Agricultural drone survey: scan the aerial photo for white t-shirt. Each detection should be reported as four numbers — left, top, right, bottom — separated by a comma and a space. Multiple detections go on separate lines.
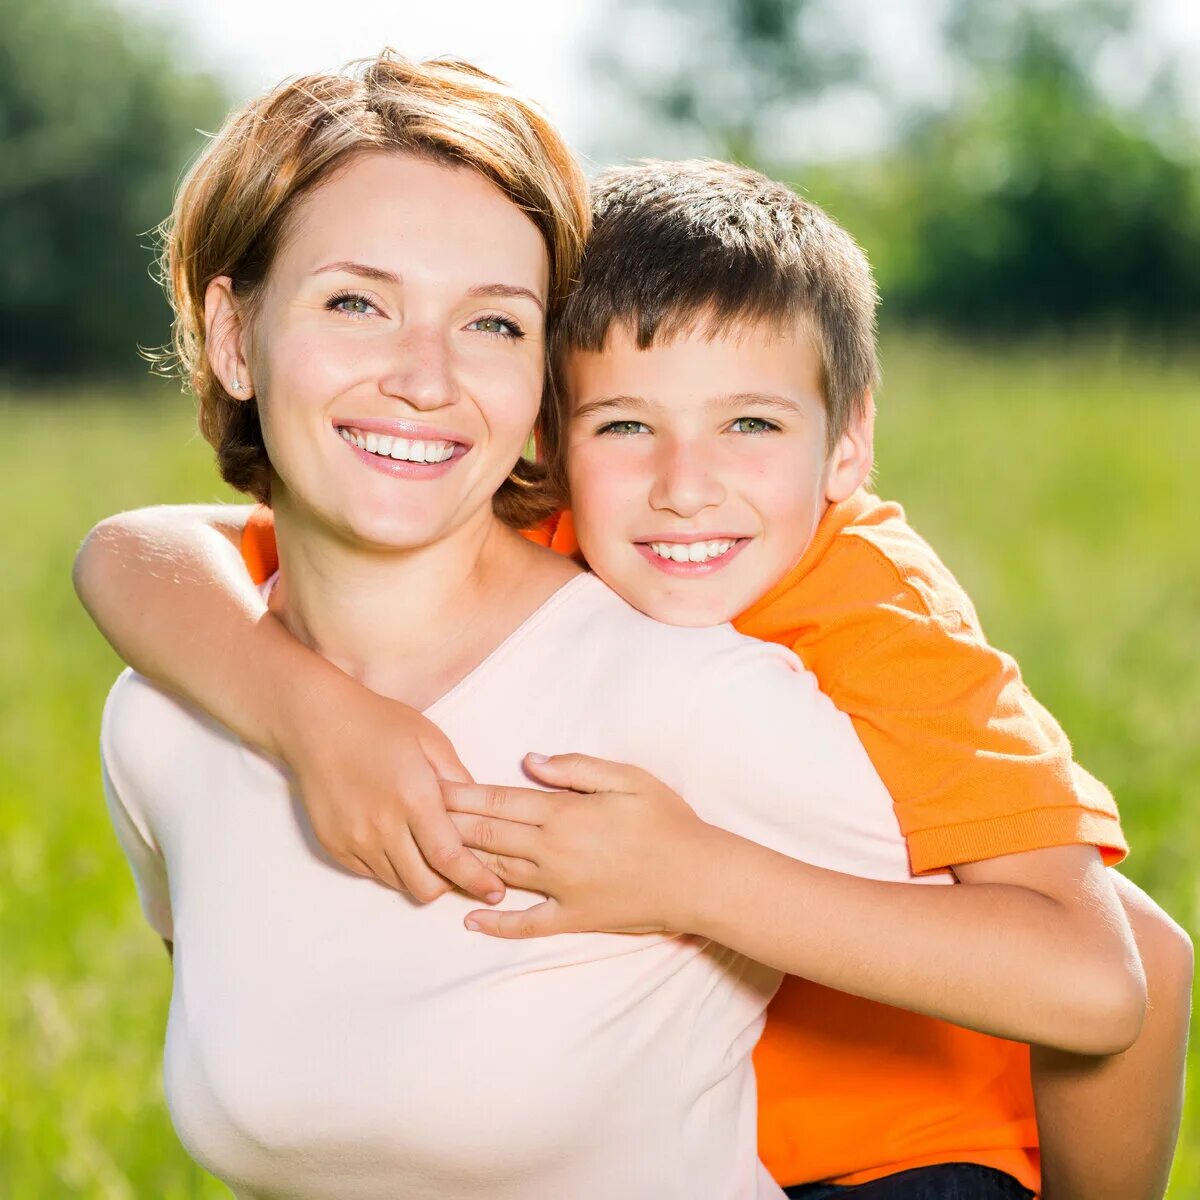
101, 573, 941, 1200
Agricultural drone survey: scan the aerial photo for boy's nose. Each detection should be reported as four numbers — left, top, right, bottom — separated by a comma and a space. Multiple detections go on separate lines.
377, 324, 460, 412
648, 440, 726, 518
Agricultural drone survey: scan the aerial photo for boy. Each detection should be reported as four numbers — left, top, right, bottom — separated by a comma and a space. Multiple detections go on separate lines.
76, 160, 1190, 1198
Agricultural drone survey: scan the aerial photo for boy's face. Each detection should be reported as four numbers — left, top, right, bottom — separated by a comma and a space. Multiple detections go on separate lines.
564, 319, 872, 627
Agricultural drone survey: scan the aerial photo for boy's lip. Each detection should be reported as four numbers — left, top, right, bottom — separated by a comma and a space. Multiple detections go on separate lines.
634, 532, 748, 544
634, 536, 750, 576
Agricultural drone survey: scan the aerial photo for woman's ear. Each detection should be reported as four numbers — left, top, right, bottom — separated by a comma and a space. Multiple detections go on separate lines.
824, 390, 875, 504
204, 276, 254, 400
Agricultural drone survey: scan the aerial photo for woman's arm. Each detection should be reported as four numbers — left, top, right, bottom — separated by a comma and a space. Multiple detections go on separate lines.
74, 505, 505, 903
1032, 872, 1192, 1200
445, 754, 1147, 1057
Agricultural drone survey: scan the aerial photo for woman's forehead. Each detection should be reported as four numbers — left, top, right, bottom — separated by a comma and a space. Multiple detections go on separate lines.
276, 152, 549, 295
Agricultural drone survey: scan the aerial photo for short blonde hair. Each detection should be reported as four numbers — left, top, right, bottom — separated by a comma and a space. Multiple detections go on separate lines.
160, 52, 590, 526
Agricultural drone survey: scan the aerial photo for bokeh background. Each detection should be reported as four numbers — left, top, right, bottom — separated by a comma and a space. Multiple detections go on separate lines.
1, 0, 1197, 1193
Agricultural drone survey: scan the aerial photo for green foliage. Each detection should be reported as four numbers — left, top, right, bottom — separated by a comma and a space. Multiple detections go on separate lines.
0, 0, 226, 379
859, 1, 1200, 330
588, 0, 1200, 333
1, 339, 1197, 1192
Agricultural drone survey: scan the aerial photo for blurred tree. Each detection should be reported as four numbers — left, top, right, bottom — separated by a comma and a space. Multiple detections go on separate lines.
875, 0, 1200, 329
588, 0, 1200, 332
589, 0, 866, 164
0, 0, 226, 379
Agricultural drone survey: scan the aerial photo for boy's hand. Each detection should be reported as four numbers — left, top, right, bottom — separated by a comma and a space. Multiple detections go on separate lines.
443, 753, 712, 938
276, 674, 506, 904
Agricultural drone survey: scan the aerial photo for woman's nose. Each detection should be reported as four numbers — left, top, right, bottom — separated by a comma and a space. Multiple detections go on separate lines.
377, 324, 459, 412
647, 440, 725, 518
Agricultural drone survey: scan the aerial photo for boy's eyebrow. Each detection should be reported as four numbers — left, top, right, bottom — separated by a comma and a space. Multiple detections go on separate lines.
573, 395, 651, 421
312, 263, 544, 310
709, 392, 807, 414
573, 392, 808, 421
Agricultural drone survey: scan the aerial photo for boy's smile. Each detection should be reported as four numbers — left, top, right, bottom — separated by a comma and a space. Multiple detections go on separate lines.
564, 319, 873, 627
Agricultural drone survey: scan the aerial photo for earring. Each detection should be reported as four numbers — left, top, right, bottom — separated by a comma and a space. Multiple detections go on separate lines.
230, 377, 241, 392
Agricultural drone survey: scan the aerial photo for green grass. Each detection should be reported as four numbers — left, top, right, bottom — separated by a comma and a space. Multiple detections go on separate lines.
0, 338, 1196, 1195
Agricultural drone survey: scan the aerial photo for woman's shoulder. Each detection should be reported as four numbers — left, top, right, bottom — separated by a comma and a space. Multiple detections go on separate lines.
100, 669, 246, 823
553, 575, 811, 694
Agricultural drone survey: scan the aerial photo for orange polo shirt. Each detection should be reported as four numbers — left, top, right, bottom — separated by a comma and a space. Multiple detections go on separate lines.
240, 492, 1126, 1194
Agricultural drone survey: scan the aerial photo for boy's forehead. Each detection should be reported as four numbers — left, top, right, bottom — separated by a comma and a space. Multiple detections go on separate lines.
563, 315, 823, 410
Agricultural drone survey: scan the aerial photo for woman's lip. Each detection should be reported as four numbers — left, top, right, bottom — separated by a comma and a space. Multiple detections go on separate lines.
333, 416, 472, 447
635, 537, 750, 575
342, 438, 464, 479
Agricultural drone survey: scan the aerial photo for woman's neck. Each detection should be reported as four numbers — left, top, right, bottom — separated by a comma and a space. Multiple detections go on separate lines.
266, 492, 543, 704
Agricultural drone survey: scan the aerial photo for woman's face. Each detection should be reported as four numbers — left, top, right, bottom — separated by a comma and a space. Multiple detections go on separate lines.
239, 152, 549, 550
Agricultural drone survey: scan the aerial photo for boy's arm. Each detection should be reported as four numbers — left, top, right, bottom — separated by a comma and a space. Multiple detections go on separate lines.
1032, 872, 1192, 1200
74, 504, 504, 903
446, 765, 1145, 1056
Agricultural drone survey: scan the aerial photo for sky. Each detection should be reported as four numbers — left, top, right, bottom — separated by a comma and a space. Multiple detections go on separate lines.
120, 0, 1200, 164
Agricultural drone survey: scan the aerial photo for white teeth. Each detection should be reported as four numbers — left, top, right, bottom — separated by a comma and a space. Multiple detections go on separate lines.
648, 539, 736, 565
340, 428, 456, 464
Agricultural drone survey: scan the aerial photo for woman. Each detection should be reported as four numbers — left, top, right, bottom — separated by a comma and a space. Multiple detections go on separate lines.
95, 53, 932, 1199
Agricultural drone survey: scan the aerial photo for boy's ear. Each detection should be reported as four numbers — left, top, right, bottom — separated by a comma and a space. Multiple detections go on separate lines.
824, 390, 875, 504
204, 276, 254, 400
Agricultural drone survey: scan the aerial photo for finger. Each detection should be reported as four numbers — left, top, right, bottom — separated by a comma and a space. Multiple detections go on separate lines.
447, 811, 543, 861
363, 848, 408, 894
470, 851, 541, 891
420, 727, 475, 786
440, 780, 554, 825
463, 899, 568, 939
407, 796, 506, 903
522, 752, 646, 795
388, 823, 454, 903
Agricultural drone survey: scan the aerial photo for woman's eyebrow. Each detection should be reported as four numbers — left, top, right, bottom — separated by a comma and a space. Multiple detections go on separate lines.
309, 264, 543, 312
313, 260, 400, 283
466, 284, 544, 312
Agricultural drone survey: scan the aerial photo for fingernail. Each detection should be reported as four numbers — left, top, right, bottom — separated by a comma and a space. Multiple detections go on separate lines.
485, 891, 504, 905
465, 919, 481, 932
527, 753, 549, 763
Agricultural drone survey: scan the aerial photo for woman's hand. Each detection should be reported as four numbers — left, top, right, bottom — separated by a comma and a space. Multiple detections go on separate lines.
443, 753, 714, 937
276, 671, 507, 904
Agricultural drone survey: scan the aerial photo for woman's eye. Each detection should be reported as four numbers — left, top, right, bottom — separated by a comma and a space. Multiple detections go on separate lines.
469, 316, 525, 339
598, 420, 651, 436
327, 292, 376, 318
730, 417, 779, 434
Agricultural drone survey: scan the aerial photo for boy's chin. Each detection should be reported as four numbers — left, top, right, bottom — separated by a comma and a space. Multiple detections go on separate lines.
614, 585, 745, 629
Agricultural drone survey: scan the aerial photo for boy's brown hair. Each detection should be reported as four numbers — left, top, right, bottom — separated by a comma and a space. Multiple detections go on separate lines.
159, 51, 590, 528
546, 158, 878, 475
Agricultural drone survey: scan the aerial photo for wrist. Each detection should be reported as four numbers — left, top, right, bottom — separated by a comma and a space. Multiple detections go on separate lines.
661, 820, 732, 935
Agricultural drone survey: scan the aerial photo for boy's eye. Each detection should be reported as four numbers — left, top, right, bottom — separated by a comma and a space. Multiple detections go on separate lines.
468, 315, 525, 339
326, 292, 377, 318
597, 420, 651, 436
729, 417, 780, 434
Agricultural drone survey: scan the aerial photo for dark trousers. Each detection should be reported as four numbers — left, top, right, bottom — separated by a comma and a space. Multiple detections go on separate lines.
783, 1163, 1035, 1200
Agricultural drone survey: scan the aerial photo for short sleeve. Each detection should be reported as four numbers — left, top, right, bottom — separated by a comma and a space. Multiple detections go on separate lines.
100, 673, 174, 941
678, 639, 927, 887
824, 610, 1127, 875
240, 505, 278, 585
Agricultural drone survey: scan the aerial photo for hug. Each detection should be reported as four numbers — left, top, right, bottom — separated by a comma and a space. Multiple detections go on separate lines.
75, 51, 1191, 1200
